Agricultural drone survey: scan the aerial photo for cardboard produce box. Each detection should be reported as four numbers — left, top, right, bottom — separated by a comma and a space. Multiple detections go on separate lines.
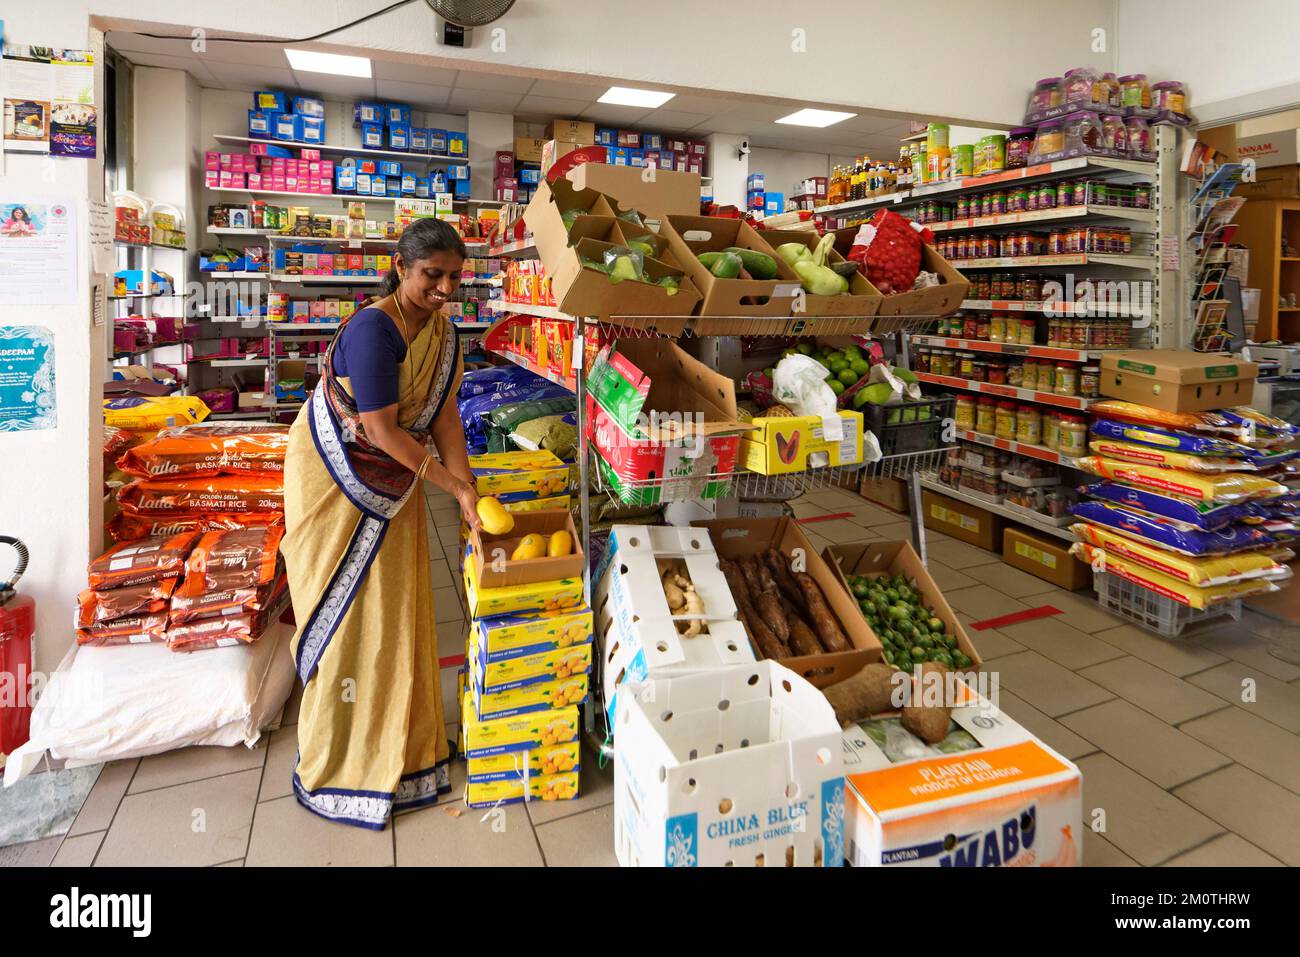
832, 227, 969, 319
525, 177, 618, 273
922, 489, 1004, 551
566, 163, 702, 219
468, 450, 569, 501
1236, 129, 1300, 169
738, 410, 865, 475
762, 228, 883, 322
468, 510, 583, 589
515, 136, 546, 163
1003, 527, 1092, 591
841, 690, 1081, 867
593, 524, 754, 725
859, 475, 908, 514
1233, 164, 1300, 200
462, 546, 584, 619
825, 541, 982, 670
585, 339, 752, 506
660, 215, 802, 324
612, 661, 846, 867
545, 119, 595, 144
1099, 349, 1258, 414
692, 517, 882, 687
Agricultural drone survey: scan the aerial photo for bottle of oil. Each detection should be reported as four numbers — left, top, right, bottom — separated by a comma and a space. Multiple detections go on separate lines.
850, 157, 864, 200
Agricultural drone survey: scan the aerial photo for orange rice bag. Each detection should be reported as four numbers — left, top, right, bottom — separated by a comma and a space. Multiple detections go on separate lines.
178, 527, 285, 598
169, 571, 287, 625
77, 577, 178, 627
87, 533, 199, 590
108, 509, 284, 543
117, 475, 284, 514
117, 423, 289, 478
76, 613, 168, 647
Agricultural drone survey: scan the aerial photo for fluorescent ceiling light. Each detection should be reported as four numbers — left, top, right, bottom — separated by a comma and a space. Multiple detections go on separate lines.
285, 49, 372, 78
776, 108, 857, 127
598, 86, 675, 108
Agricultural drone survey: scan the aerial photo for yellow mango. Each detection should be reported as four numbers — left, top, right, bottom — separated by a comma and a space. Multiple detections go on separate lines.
476, 496, 514, 535
547, 530, 572, 557
511, 533, 547, 561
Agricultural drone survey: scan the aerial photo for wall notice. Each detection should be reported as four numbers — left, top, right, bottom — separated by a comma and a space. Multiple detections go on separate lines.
0, 198, 77, 304
0, 325, 56, 432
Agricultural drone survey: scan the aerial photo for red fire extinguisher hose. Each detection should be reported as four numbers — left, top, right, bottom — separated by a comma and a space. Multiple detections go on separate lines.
0, 535, 29, 600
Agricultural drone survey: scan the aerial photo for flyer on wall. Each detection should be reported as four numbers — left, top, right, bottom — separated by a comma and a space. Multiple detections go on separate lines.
0, 325, 56, 433
1, 43, 95, 155
49, 101, 96, 157
0, 199, 77, 305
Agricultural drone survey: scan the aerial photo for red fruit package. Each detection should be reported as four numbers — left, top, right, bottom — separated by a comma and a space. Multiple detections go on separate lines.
846, 210, 933, 295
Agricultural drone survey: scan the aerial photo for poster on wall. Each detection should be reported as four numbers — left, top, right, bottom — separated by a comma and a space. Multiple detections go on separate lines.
0, 199, 77, 305
0, 326, 56, 433
49, 101, 96, 157
1, 43, 95, 156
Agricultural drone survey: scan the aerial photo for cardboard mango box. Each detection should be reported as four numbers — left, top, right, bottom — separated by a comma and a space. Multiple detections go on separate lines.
466, 740, 580, 782
922, 489, 1005, 552
465, 770, 580, 808
469, 510, 582, 589
462, 545, 584, 619
566, 162, 702, 220
691, 516, 881, 688
859, 474, 909, 514
585, 338, 752, 506
469, 631, 594, 694
738, 409, 864, 475
841, 689, 1081, 867
1003, 526, 1092, 591
460, 697, 580, 758
1098, 349, 1258, 414
832, 227, 969, 320
824, 540, 983, 670
660, 214, 802, 324
474, 606, 593, 659
470, 668, 589, 722
469, 450, 569, 499
761, 227, 883, 322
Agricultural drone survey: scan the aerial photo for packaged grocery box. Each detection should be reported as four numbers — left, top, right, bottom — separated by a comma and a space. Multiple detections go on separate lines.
824, 540, 982, 670
468, 449, 569, 499
461, 696, 580, 758
467, 509, 582, 589
1003, 526, 1092, 591
841, 690, 1081, 867
566, 163, 702, 220
692, 517, 881, 687
660, 214, 801, 324
739, 410, 865, 475
470, 630, 594, 693
585, 339, 753, 506
594, 525, 753, 724
463, 546, 583, 619
545, 119, 595, 144
465, 770, 579, 808
613, 661, 845, 867
470, 667, 588, 721
921, 489, 1005, 551
466, 740, 581, 782
1099, 350, 1258, 414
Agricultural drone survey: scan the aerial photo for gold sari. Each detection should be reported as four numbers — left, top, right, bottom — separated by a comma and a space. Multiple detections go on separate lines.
281, 308, 461, 829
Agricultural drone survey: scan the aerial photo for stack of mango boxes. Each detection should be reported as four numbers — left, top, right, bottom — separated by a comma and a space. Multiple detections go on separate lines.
458, 450, 592, 807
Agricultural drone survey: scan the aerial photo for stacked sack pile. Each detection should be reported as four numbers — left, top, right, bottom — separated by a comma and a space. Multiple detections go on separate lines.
457, 365, 576, 459
458, 484, 592, 809
78, 420, 291, 650
1069, 399, 1298, 612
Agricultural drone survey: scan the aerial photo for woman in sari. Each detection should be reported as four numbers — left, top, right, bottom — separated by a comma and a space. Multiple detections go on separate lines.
281, 217, 479, 829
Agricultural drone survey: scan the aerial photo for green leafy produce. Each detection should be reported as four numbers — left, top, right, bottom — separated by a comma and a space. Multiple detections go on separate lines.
561, 208, 583, 230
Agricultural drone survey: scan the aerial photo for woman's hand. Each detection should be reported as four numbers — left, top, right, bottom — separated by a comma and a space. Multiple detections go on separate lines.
454, 479, 481, 531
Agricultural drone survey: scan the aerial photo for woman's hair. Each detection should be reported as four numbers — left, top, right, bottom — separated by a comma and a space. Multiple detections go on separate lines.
9, 206, 28, 221
381, 216, 468, 297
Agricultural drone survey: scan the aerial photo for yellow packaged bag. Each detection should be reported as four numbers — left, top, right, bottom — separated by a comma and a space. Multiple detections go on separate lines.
1071, 522, 1292, 587
1088, 400, 1232, 433
104, 395, 210, 431
1075, 456, 1287, 504
1087, 440, 1255, 473
1070, 543, 1282, 609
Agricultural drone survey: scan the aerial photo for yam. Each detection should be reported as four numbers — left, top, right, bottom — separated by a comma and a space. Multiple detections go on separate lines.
793, 573, 850, 652
785, 610, 822, 658
764, 548, 808, 615
901, 706, 953, 744
755, 589, 790, 643
719, 559, 752, 605
738, 595, 788, 660
739, 556, 767, 598
822, 663, 897, 725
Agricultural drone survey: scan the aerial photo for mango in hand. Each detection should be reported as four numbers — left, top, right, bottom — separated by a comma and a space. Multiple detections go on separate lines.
476, 497, 514, 535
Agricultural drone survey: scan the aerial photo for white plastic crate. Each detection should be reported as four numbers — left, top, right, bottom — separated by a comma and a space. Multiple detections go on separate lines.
1093, 571, 1242, 639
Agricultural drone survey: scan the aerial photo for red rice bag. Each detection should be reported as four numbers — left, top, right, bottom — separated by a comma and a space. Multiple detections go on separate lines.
77, 577, 178, 627
103, 426, 132, 462
178, 527, 285, 598
117, 475, 284, 514
87, 533, 199, 590
76, 613, 168, 647
117, 423, 289, 478
165, 580, 289, 652
108, 509, 284, 543
169, 571, 287, 625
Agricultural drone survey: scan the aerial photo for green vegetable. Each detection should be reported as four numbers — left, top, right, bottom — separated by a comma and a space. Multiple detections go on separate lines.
851, 579, 871, 599
910, 645, 927, 660
703, 251, 743, 279
953, 652, 973, 669
927, 617, 945, 635
561, 208, 583, 230
656, 275, 680, 296
724, 246, 778, 279
608, 255, 638, 284
794, 260, 849, 296
812, 232, 836, 267
776, 242, 813, 267
837, 368, 858, 386
629, 240, 656, 259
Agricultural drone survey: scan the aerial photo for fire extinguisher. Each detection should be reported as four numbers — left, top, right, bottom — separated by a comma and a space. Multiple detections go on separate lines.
0, 536, 34, 755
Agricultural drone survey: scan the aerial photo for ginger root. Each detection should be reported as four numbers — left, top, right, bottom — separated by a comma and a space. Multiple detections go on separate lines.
662, 568, 687, 611
681, 585, 706, 637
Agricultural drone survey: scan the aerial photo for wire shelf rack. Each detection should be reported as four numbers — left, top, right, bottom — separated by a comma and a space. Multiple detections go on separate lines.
597, 314, 943, 338
729, 465, 865, 499
862, 448, 951, 479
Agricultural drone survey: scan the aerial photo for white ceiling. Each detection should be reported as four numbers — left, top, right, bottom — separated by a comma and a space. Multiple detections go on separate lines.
106, 31, 919, 156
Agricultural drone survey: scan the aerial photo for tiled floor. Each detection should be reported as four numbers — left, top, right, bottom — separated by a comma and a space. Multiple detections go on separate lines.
6, 484, 1299, 867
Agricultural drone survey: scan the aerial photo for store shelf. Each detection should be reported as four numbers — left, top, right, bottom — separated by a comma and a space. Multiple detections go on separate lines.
921, 203, 1156, 233
206, 227, 400, 245
910, 157, 1157, 199
816, 191, 910, 216
208, 186, 401, 203
918, 476, 1076, 542
910, 335, 1105, 362
108, 292, 157, 301
498, 300, 568, 319
915, 371, 1095, 410
209, 315, 269, 323
196, 357, 268, 367
952, 299, 1150, 318
950, 253, 1155, 270
952, 427, 1081, 468
206, 410, 274, 420
213, 134, 463, 165
488, 346, 576, 392
271, 323, 341, 334
271, 274, 384, 284
489, 239, 538, 258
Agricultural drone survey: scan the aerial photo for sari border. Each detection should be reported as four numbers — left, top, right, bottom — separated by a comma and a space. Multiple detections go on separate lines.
292, 759, 453, 829
295, 514, 389, 684
413, 320, 459, 432
309, 384, 412, 520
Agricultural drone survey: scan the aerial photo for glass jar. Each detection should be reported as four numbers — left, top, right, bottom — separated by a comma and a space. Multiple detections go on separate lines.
1019, 317, 1037, 344
1009, 187, 1029, 212
1057, 180, 1074, 207
1088, 321, 1108, 350
955, 396, 977, 431
1039, 183, 1056, 209
970, 358, 988, 382
1042, 411, 1061, 451
957, 350, 976, 378
956, 196, 969, 219
989, 313, 1007, 343
1125, 116, 1151, 155
1029, 77, 1064, 114
1034, 119, 1066, 158
1024, 359, 1043, 391
1063, 67, 1099, 106
987, 359, 1008, 385
1062, 111, 1103, 152
1007, 361, 1025, 387
979, 193, 994, 217
1101, 114, 1128, 152
979, 234, 999, 259
1133, 182, 1152, 208
1101, 72, 1122, 108
1081, 364, 1101, 398
976, 397, 997, 434
1040, 362, 1056, 393
977, 315, 991, 340
1016, 405, 1042, 445
1007, 127, 1036, 169
1151, 79, 1187, 116
1020, 274, 1043, 302
963, 315, 980, 339
1047, 318, 1062, 347
915, 348, 931, 374
1058, 414, 1089, 456
1055, 362, 1080, 396
995, 401, 1018, 440
1119, 74, 1151, 111
990, 191, 1008, 216
1073, 180, 1090, 207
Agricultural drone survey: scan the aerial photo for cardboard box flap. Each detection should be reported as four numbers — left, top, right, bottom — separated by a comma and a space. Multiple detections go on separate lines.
1100, 349, 1258, 386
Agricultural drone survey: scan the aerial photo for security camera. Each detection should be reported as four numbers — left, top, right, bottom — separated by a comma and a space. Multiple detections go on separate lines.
738, 139, 751, 158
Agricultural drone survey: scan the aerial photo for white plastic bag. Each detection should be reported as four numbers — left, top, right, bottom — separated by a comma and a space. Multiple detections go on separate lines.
772, 355, 843, 467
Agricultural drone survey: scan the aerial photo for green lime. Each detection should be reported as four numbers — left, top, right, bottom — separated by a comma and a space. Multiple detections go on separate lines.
837, 368, 858, 386
850, 359, 870, 375
828, 378, 846, 395
796, 341, 813, 355
852, 388, 872, 410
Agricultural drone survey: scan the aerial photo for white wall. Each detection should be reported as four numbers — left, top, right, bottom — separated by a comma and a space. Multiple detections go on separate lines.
748, 148, 830, 199
1118, 0, 1300, 123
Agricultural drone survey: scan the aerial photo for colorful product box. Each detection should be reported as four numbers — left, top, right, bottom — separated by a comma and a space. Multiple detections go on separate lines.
468, 450, 569, 498
463, 549, 584, 619
361, 124, 384, 149
292, 96, 324, 118
388, 122, 410, 151
354, 101, 383, 126
447, 131, 467, 157
274, 113, 302, 142
464, 770, 579, 808
460, 696, 578, 757
428, 129, 448, 155
747, 173, 766, 193
378, 160, 401, 177
410, 128, 430, 152
471, 633, 593, 694
765, 192, 784, 214
642, 132, 663, 151
595, 126, 617, 147
738, 410, 864, 475
470, 668, 589, 722
453, 179, 472, 199
385, 103, 412, 125
473, 606, 594, 660
466, 740, 580, 782
248, 109, 277, 138
300, 117, 325, 144
617, 129, 641, 148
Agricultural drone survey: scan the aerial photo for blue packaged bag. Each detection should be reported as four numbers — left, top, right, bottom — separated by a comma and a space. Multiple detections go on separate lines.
1079, 482, 1252, 530
1070, 500, 1276, 556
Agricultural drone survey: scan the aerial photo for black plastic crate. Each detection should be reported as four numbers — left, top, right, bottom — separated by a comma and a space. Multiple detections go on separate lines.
862, 395, 954, 456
